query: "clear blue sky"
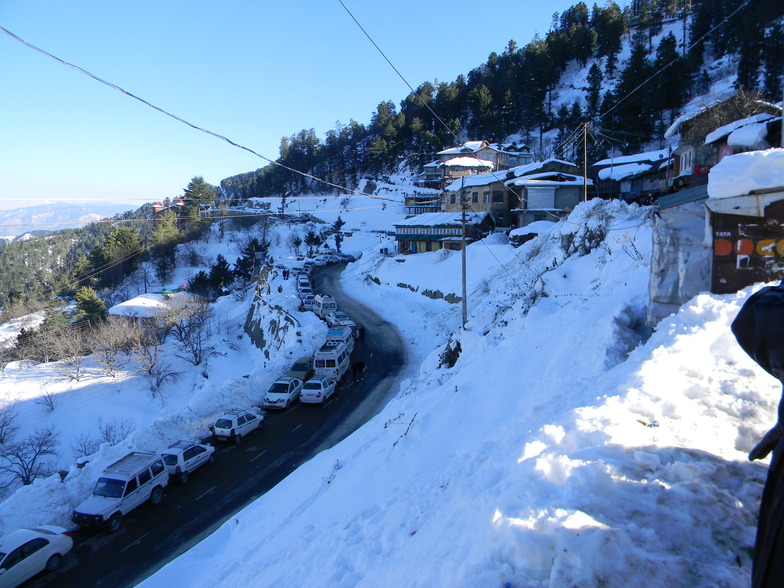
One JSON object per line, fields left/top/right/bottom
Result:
{"left": 0, "top": 0, "right": 579, "bottom": 209}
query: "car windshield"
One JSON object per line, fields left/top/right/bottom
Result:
{"left": 269, "top": 383, "right": 288, "bottom": 394}
{"left": 291, "top": 362, "right": 307, "bottom": 371}
{"left": 162, "top": 454, "right": 178, "bottom": 465}
{"left": 215, "top": 418, "right": 233, "bottom": 429}
{"left": 93, "top": 477, "right": 126, "bottom": 498}
{"left": 304, "top": 382, "right": 321, "bottom": 390}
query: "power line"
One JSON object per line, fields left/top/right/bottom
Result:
{"left": 0, "top": 24, "right": 380, "bottom": 202}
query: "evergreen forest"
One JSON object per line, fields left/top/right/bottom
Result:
{"left": 221, "top": 0, "right": 784, "bottom": 200}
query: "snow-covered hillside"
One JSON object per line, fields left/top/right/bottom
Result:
{"left": 0, "top": 175, "right": 778, "bottom": 585}
{"left": 136, "top": 198, "right": 772, "bottom": 586}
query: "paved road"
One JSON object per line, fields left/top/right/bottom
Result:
{"left": 30, "top": 262, "right": 405, "bottom": 587}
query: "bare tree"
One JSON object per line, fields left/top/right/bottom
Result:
{"left": 0, "top": 427, "right": 59, "bottom": 485}
{"left": 35, "top": 388, "right": 57, "bottom": 413}
{"left": 94, "top": 318, "right": 137, "bottom": 377}
{"left": 131, "top": 330, "right": 180, "bottom": 396}
{"left": 98, "top": 417, "right": 134, "bottom": 445}
{"left": 53, "top": 327, "right": 91, "bottom": 382}
{"left": 71, "top": 431, "right": 100, "bottom": 460}
{"left": 0, "top": 402, "right": 18, "bottom": 445}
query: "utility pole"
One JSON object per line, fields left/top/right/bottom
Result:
{"left": 460, "top": 176, "right": 468, "bottom": 329}
{"left": 583, "top": 121, "right": 588, "bottom": 202}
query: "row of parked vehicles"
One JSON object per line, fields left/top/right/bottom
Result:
{"left": 0, "top": 261, "right": 362, "bottom": 587}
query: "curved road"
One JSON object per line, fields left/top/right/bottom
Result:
{"left": 31, "top": 263, "right": 405, "bottom": 587}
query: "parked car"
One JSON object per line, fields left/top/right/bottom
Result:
{"left": 303, "top": 261, "right": 315, "bottom": 271}
{"left": 299, "top": 286, "right": 314, "bottom": 298}
{"left": 300, "top": 376, "right": 337, "bottom": 405}
{"left": 0, "top": 526, "right": 73, "bottom": 587}
{"left": 161, "top": 441, "right": 215, "bottom": 484}
{"left": 263, "top": 376, "right": 304, "bottom": 409}
{"left": 301, "top": 294, "right": 316, "bottom": 311}
{"left": 287, "top": 356, "right": 314, "bottom": 381}
{"left": 72, "top": 452, "right": 169, "bottom": 533}
{"left": 337, "top": 253, "right": 357, "bottom": 262}
{"left": 325, "top": 311, "right": 356, "bottom": 329}
{"left": 210, "top": 409, "right": 263, "bottom": 444}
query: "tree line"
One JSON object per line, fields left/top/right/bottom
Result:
{"left": 221, "top": 0, "right": 784, "bottom": 200}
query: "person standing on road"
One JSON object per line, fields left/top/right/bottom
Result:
{"left": 359, "top": 326, "right": 366, "bottom": 342}
{"left": 352, "top": 360, "right": 365, "bottom": 380}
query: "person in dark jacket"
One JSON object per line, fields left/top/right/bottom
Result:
{"left": 731, "top": 282, "right": 784, "bottom": 587}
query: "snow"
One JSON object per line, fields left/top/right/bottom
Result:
{"left": 0, "top": 161, "right": 781, "bottom": 586}
{"left": 136, "top": 195, "right": 773, "bottom": 587}
{"left": 727, "top": 122, "right": 770, "bottom": 148}
{"left": 707, "top": 149, "right": 784, "bottom": 199}
{"left": 704, "top": 112, "right": 777, "bottom": 145}
{"left": 593, "top": 148, "right": 669, "bottom": 168}
{"left": 444, "top": 171, "right": 502, "bottom": 191}
{"left": 598, "top": 162, "right": 652, "bottom": 181}
{"left": 441, "top": 156, "right": 493, "bottom": 168}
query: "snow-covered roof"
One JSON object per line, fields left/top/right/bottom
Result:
{"left": 598, "top": 163, "right": 652, "bottom": 181}
{"left": 394, "top": 211, "right": 489, "bottom": 227}
{"left": 441, "top": 157, "right": 494, "bottom": 168}
{"left": 108, "top": 292, "right": 189, "bottom": 318}
{"left": 593, "top": 149, "right": 669, "bottom": 167}
{"left": 704, "top": 112, "right": 778, "bottom": 145}
{"left": 510, "top": 159, "right": 578, "bottom": 178}
{"left": 508, "top": 220, "right": 556, "bottom": 237}
{"left": 437, "top": 141, "right": 488, "bottom": 156}
{"left": 707, "top": 148, "right": 784, "bottom": 199}
{"left": 423, "top": 161, "right": 441, "bottom": 169}
{"left": 664, "top": 89, "right": 736, "bottom": 139}
{"left": 506, "top": 173, "right": 592, "bottom": 188}
{"left": 444, "top": 171, "right": 507, "bottom": 191}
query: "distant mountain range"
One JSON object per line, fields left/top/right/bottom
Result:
{"left": 0, "top": 202, "right": 135, "bottom": 240}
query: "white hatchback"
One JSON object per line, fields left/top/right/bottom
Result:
{"left": 0, "top": 526, "right": 73, "bottom": 587}
{"left": 161, "top": 441, "right": 216, "bottom": 484}
{"left": 211, "top": 409, "right": 263, "bottom": 444}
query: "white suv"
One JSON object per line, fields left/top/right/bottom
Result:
{"left": 72, "top": 452, "right": 169, "bottom": 533}
{"left": 211, "top": 409, "right": 263, "bottom": 444}
{"left": 161, "top": 441, "right": 215, "bottom": 484}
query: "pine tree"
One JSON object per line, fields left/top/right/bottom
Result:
{"left": 75, "top": 286, "right": 106, "bottom": 324}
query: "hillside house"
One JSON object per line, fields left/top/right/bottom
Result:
{"left": 664, "top": 92, "right": 781, "bottom": 191}
{"left": 507, "top": 172, "right": 590, "bottom": 227}
{"left": 590, "top": 149, "right": 672, "bottom": 202}
{"left": 416, "top": 140, "right": 533, "bottom": 190}
{"left": 394, "top": 211, "right": 494, "bottom": 254}
{"left": 648, "top": 149, "right": 784, "bottom": 324}
{"left": 441, "top": 172, "right": 517, "bottom": 228}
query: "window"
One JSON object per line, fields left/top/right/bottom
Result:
{"left": 492, "top": 191, "right": 504, "bottom": 203}
{"left": 483, "top": 191, "right": 490, "bottom": 203}
{"left": 22, "top": 538, "right": 49, "bottom": 557}
{"left": 138, "top": 468, "right": 152, "bottom": 486}
{"left": 124, "top": 478, "right": 138, "bottom": 496}
{"left": 472, "top": 192, "right": 479, "bottom": 203}
{"left": 450, "top": 194, "right": 456, "bottom": 204}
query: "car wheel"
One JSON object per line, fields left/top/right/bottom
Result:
{"left": 179, "top": 471, "right": 190, "bottom": 484}
{"left": 149, "top": 486, "right": 164, "bottom": 506}
{"left": 233, "top": 434, "right": 242, "bottom": 445}
{"left": 45, "top": 553, "right": 62, "bottom": 573}
{"left": 107, "top": 513, "right": 123, "bottom": 534}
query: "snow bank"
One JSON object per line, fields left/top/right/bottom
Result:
{"left": 708, "top": 149, "right": 784, "bottom": 198}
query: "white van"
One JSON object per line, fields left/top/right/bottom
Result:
{"left": 313, "top": 294, "right": 338, "bottom": 319}
{"left": 326, "top": 325, "right": 354, "bottom": 354}
{"left": 72, "top": 452, "right": 169, "bottom": 533}
{"left": 313, "top": 340, "right": 351, "bottom": 382}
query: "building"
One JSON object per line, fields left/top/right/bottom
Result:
{"left": 664, "top": 92, "right": 781, "bottom": 190}
{"left": 589, "top": 149, "right": 672, "bottom": 203}
{"left": 442, "top": 171, "right": 516, "bottom": 228}
{"left": 507, "top": 170, "right": 590, "bottom": 227}
{"left": 393, "top": 211, "right": 494, "bottom": 254}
